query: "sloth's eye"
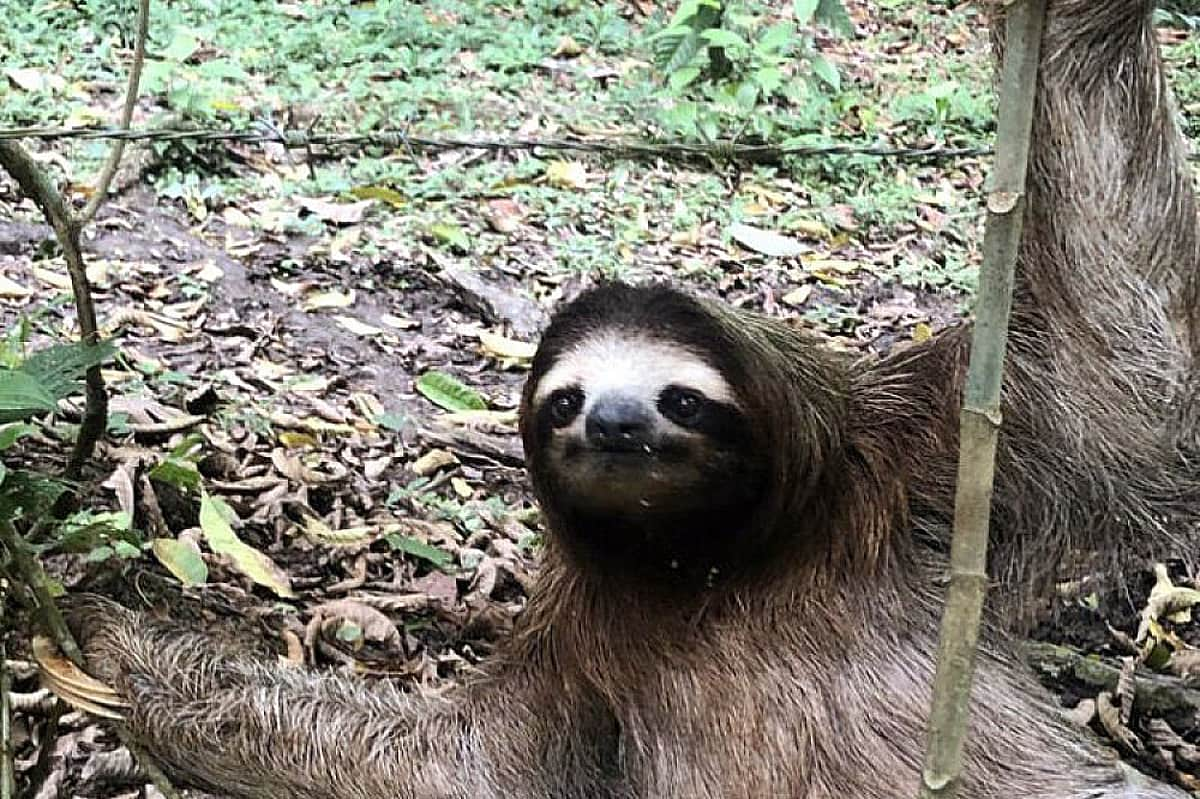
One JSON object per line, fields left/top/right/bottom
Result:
{"left": 548, "top": 388, "right": 585, "bottom": 426}
{"left": 659, "top": 386, "right": 705, "bottom": 426}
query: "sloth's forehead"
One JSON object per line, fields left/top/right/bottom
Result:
{"left": 533, "top": 331, "right": 736, "bottom": 406}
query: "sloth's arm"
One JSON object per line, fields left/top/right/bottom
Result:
{"left": 74, "top": 604, "right": 611, "bottom": 799}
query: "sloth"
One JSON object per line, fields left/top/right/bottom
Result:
{"left": 69, "top": 278, "right": 1191, "bottom": 799}
{"left": 54, "top": 0, "right": 1200, "bottom": 797}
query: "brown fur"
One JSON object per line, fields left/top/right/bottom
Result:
{"left": 68, "top": 1, "right": 1198, "bottom": 797}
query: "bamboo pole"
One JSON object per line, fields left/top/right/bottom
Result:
{"left": 0, "top": 579, "right": 13, "bottom": 799}
{"left": 917, "top": 1, "right": 1047, "bottom": 797}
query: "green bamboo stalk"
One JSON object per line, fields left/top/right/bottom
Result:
{"left": 1, "top": 578, "right": 12, "bottom": 799}
{"left": 917, "top": 1, "right": 1048, "bottom": 797}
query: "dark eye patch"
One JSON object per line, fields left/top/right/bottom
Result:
{"left": 658, "top": 386, "right": 705, "bottom": 427}
{"left": 657, "top": 384, "right": 750, "bottom": 447}
{"left": 545, "top": 387, "right": 585, "bottom": 428}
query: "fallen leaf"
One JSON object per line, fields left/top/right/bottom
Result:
{"left": 335, "top": 315, "right": 384, "bottom": 337}
{"left": 479, "top": 331, "right": 537, "bottom": 361}
{"left": 193, "top": 260, "right": 225, "bottom": 282}
{"left": 222, "top": 206, "right": 254, "bottom": 227}
{"left": 430, "top": 222, "right": 471, "bottom": 252}
{"left": 416, "top": 370, "right": 488, "bottom": 411}
{"left": 1137, "top": 563, "right": 1200, "bottom": 643}
{"left": 199, "top": 493, "right": 295, "bottom": 598}
{"left": 728, "top": 222, "right": 805, "bottom": 257}
{"left": 31, "top": 267, "right": 72, "bottom": 291}
{"left": 781, "top": 286, "right": 813, "bottom": 307}
{"left": 412, "top": 448, "right": 459, "bottom": 476}
{"left": 545, "top": 160, "right": 589, "bottom": 190}
{"left": 303, "top": 515, "right": 378, "bottom": 547}
{"left": 302, "top": 288, "right": 356, "bottom": 311}
{"left": 350, "top": 185, "right": 406, "bottom": 207}
{"left": 788, "top": 217, "right": 831, "bottom": 239}
{"left": 805, "top": 257, "right": 860, "bottom": 274}
{"left": 296, "top": 196, "right": 373, "bottom": 225}
{"left": 278, "top": 430, "right": 319, "bottom": 449}
{"left": 152, "top": 537, "right": 208, "bottom": 587}
{"left": 310, "top": 599, "right": 401, "bottom": 649}
{"left": 0, "top": 274, "right": 33, "bottom": 298}
{"left": 484, "top": 198, "right": 524, "bottom": 233}
{"left": 6, "top": 67, "right": 64, "bottom": 92}
{"left": 552, "top": 35, "right": 584, "bottom": 57}
{"left": 385, "top": 532, "right": 454, "bottom": 569}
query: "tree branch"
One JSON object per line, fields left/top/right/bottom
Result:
{"left": 78, "top": 0, "right": 149, "bottom": 226}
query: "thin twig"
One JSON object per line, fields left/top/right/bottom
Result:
{"left": 78, "top": 0, "right": 149, "bottom": 225}
{"left": 917, "top": 1, "right": 1047, "bottom": 798}
{"left": 0, "top": 143, "right": 108, "bottom": 479}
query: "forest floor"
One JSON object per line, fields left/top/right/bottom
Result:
{"left": 2, "top": 0, "right": 1200, "bottom": 795}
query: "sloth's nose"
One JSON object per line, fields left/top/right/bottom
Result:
{"left": 585, "top": 395, "right": 652, "bottom": 451}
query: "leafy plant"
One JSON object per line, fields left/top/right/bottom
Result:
{"left": 648, "top": 0, "right": 850, "bottom": 140}
{"left": 0, "top": 340, "right": 116, "bottom": 424}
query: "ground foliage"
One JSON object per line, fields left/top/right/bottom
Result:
{"left": 1, "top": 0, "right": 1199, "bottom": 794}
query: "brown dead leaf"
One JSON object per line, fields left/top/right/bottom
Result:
{"left": 310, "top": 599, "right": 402, "bottom": 651}
{"left": 1096, "top": 691, "right": 1142, "bottom": 753}
{"left": 270, "top": 449, "right": 349, "bottom": 484}
{"left": 1137, "top": 563, "right": 1200, "bottom": 643}
{"left": 484, "top": 198, "right": 525, "bottom": 233}
{"left": 412, "top": 448, "right": 459, "bottom": 476}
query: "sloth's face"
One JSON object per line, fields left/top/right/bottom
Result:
{"left": 527, "top": 331, "right": 756, "bottom": 518}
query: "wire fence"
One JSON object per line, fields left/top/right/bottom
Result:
{"left": 0, "top": 123, "right": 1003, "bottom": 164}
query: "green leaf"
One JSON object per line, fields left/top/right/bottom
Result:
{"left": 199, "top": 493, "right": 295, "bottom": 598}
{"left": 385, "top": 532, "right": 454, "bottom": 570}
{"left": 113, "top": 539, "right": 142, "bottom": 559}
{"left": 816, "top": 0, "right": 853, "bottom": 35}
{"left": 810, "top": 55, "right": 840, "bottom": 91}
{"left": 700, "top": 29, "right": 747, "bottom": 50}
{"left": 665, "top": 0, "right": 704, "bottom": 27}
{"left": 336, "top": 620, "right": 364, "bottom": 643}
{"left": 0, "top": 423, "right": 35, "bottom": 451}
{"left": 753, "top": 66, "right": 784, "bottom": 95}
{"left": 651, "top": 28, "right": 702, "bottom": 74}
{"left": 756, "top": 22, "right": 796, "bottom": 56}
{"left": 50, "top": 511, "right": 136, "bottom": 556}
{"left": 149, "top": 457, "right": 203, "bottom": 492}
{"left": 350, "top": 185, "right": 406, "bottom": 207}
{"left": 416, "top": 371, "right": 487, "bottom": 412}
{"left": 793, "top": 0, "right": 819, "bottom": 23}
{"left": 152, "top": 538, "right": 209, "bottom": 587}
{"left": 20, "top": 339, "right": 116, "bottom": 400}
{"left": 85, "top": 545, "right": 115, "bottom": 563}
{"left": 734, "top": 80, "right": 760, "bottom": 111}
{"left": 0, "top": 470, "right": 66, "bottom": 521}
{"left": 668, "top": 65, "right": 703, "bottom": 92}
{"left": 162, "top": 28, "right": 200, "bottom": 62}
{"left": 0, "top": 370, "right": 56, "bottom": 423}
{"left": 430, "top": 223, "right": 470, "bottom": 252}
